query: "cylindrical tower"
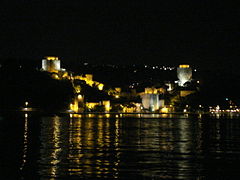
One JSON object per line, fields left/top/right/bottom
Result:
{"left": 177, "top": 64, "right": 192, "bottom": 86}
{"left": 42, "top": 56, "right": 61, "bottom": 72}
{"left": 141, "top": 94, "right": 160, "bottom": 111}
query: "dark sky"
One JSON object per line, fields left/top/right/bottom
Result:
{"left": 0, "top": 1, "right": 239, "bottom": 67}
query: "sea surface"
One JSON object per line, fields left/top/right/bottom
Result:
{"left": 1, "top": 112, "right": 240, "bottom": 179}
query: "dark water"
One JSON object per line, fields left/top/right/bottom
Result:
{"left": 1, "top": 113, "right": 240, "bottom": 179}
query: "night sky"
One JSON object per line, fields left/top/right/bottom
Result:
{"left": 1, "top": 1, "right": 239, "bottom": 68}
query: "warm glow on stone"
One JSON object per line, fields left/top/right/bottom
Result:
{"left": 46, "top": 56, "right": 59, "bottom": 60}
{"left": 179, "top": 64, "right": 190, "bottom": 68}
{"left": 98, "top": 84, "right": 104, "bottom": 91}
{"left": 161, "top": 107, "right": 169, "bottom": 113}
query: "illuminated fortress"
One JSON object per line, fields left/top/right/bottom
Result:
{"left": 39, "top": 56, "right": 197, "bottom": 113}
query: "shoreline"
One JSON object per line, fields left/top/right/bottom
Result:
{"left": 1, "top": 109, "right": 239, "bottom": 117}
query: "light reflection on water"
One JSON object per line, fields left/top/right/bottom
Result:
{"left": 20, "top": 113, "right": 29, "bottom": 171}
{"left": 38, "top": 116, "right": 121, "bottom": 179}
{"left": 2, "top": 113, "right": 240, "bottom": 179}
{"left": 38, "top": 115, "right": 204, "bottom": 179}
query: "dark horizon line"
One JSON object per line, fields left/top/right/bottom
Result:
{"left": 0, "top": 55, "right": 238, "bottom": 71}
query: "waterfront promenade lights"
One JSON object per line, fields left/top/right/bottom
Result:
{"left": 22, "top": 101, "right": 30, "bottom": 112}
{"left": 225, "top": 98, "right": 233, "bottom": 109}
{"left": 25, "top": 101, "right": 28, "bottom": 108}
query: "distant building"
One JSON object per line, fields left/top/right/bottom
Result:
{"left": 42, "top": 56, "right": 61, "bottom": 72}
{"left": 165, "top": 81, "right": 174, "bottom": 91}
{"left": 179, "top": 90, "right": 195, "bottom": 97}
{"left": 144, "top": 87, "right": 165, "bottom": 94}
{"left": 177, "top": 64, "right": 192, "bottom": 86}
